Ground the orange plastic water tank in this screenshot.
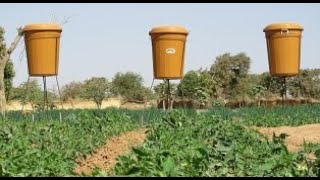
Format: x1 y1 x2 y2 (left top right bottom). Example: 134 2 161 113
23 23 62 76
264 23 303 77
149 26 189 79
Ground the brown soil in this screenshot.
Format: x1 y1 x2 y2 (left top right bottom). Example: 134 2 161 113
74 128 148 176
251 124 320 153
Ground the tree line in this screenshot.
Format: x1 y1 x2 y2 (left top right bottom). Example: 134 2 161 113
5 52 320 109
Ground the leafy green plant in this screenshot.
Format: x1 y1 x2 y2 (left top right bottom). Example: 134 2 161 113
0 108 141 177
2 105 320 177
107 107 319 177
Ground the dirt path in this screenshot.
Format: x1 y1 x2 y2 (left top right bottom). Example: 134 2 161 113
250 124 320 153
74 128 148 176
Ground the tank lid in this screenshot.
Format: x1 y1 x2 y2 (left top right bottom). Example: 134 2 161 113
264 23 303 32
149 25 188 35
23 23 62 32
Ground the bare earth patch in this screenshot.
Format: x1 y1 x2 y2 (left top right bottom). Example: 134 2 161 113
250 124 320 153
74 128 148 176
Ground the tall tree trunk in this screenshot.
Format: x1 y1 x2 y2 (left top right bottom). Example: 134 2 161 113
0 27 23 115
162 98 165 110
0 63 6 116
170 98 173 110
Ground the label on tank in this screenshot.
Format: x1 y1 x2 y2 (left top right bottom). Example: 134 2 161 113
166 48 176 54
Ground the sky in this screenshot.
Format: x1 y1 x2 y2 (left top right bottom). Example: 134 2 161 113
1 3 320 90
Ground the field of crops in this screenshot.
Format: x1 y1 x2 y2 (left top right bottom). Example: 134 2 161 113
1 106 320 177
107 107 320 177
0 109 146 176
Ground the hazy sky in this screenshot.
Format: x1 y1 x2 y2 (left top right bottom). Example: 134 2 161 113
1 3 320 89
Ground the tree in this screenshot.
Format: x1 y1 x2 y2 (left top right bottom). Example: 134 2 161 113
177 71 200 99
4 60 15 102
249 79 267 106
62 81 85 101
238 74 262 98
12 80 42 110
259 72 283 98
209 52 251 99
250 83 267 99
176 69 220 108
83 77 110 109
0 26 23 114
154 80 177 110
176 70 217 108
11 80 58 110
195 70 219 108
111 72 148 103
289 69 320 99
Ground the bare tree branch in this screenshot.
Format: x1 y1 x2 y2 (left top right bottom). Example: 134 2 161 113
60 15 72 26
18 43 26 62
7 27 23 56
52 13 57 24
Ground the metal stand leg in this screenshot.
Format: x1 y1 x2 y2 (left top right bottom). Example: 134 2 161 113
42 76 49 112
281 77 287 107
167 79 171 110
42 76 47 119
55 76 64 110
42 76 47 110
